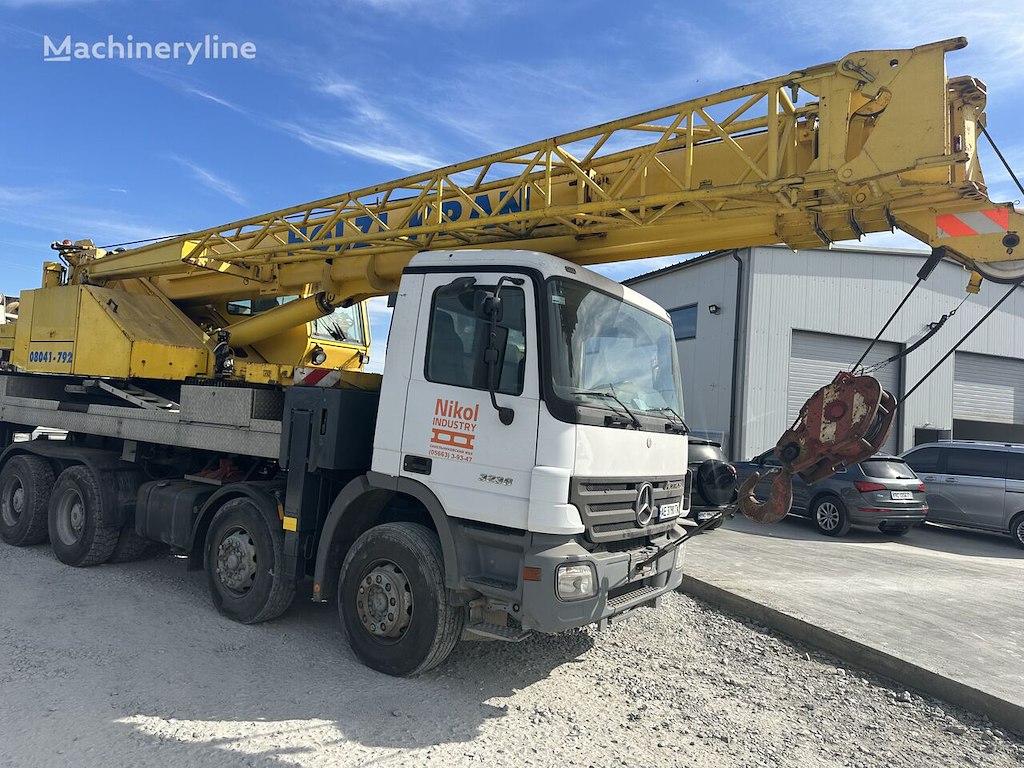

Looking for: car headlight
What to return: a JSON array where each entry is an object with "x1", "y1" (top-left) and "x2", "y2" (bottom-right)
[{"x1": 555, "y1": 563, "x2": 596, "y2": 601}]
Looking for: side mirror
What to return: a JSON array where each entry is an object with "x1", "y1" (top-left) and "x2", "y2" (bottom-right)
[
  {"x1": 480, "y1": 275, "x2": 523, "y2": 426},
  {"x1": 474, "y1": 289, "x2": 503, "y2": 322}
]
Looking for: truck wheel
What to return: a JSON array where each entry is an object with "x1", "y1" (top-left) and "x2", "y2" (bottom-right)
[
  {"x1": 204, "y1": 497, "x2": 295, "y2": 624},
  {"x1": 0, "y1": 455, "x2": 55, "y2": 546},
  {"x1": 48, "y1": 465, "x2": 119, "y2": 567},
  {"x1": 339, "y1": 523, "x2": 463, "y2": 676},
  {"x1": 109, "y1": 526, "x2": 152, "y2": 563}
]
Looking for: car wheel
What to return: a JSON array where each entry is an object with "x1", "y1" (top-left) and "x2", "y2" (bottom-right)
[
  {"x1": 1011, "y1": 514, "x2": 1024, "y2": 550},
  {"x1": 812, "y1": 496, "x2": 850, "y2": 537},
  {"x1": 0, "y1": 455, "x2": 54, "y2": 546},
  {"x1": 338, "y1": 522, "x2": 464, "y2": 677}
]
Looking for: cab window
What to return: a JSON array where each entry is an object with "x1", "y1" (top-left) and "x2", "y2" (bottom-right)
[
  {"x1": 425, "y1": 284, "x2": 526, "y2": 395},
  {"x1": 225, "y1": 296, "x2": 365, "y2": 345}
]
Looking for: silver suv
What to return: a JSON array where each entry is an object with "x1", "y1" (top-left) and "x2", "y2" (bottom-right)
[{"x1": 900, "y1": 441, "x2": 1024, "y2": 549}]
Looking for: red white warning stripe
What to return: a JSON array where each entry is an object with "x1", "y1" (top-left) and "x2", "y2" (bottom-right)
[
  {"x1": 935, "y1": 208, "x2": 1009, "y2": 238},
  {"x1": 294, "y1": 367, "x2": 342, "y2": 387}
]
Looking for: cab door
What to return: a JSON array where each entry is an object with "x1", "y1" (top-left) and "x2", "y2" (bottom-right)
[{"x1": 398, "y1": 271, "x2": 540, "y2": 531}]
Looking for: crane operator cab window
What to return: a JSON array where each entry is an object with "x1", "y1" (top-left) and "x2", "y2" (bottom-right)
[
  {"x1": 425, "y1": 282, "x2": 526, "y2": 395},
  {"x1": 226, "y1": 295, "x2": 366, "y2": 345}
]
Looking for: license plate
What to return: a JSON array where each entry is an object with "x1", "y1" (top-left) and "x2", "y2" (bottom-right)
[
  {"x1": 658, "y1": 502, "x2": 680, "y2": 520},
  {"x1": 696, "y1": 509, "x2": 720, "y2": 521},
  {"x1": 890, "y1": 490, "x2": 913, "y2": 500}
]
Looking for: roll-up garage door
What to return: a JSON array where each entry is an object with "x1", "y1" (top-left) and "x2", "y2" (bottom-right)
[
  {"x1": 788, "y1": 331, "x2": 901, "y2": 454},
  {"x1": 953, "y1": 352, "x2": 1024, "y2": 442}
]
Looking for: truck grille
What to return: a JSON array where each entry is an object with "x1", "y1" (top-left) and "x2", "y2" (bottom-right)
[{"x1": 570, "y1": 473, "x2": 690, "y2": 545}]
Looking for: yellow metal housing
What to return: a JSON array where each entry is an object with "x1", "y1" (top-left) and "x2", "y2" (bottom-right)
[{"x1": 13, "y1": 285, "x2": 209, "y2": 379}]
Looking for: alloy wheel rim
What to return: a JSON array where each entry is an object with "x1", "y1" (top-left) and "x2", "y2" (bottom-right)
[{"x1": 816, "y1": 501, "x2": 840, "y2": 531}]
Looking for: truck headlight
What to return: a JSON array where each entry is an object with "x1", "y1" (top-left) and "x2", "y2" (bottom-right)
[{"x1": 555, "y1": 563, "x2": 596, "y2": 601}]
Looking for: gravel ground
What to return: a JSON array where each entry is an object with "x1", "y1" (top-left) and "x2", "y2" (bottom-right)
[{"x1": 0, "y1": 541, "x2": 1021, "y2": 768}]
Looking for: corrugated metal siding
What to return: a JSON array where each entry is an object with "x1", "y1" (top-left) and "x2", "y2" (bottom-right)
[
  {"x1": 788, "y1": 331, "x2": 900, "y2": 454},
  {"x1": 629, "y1": 245, "x2": 1024, "y2": 460},
  {"x1": 953, "y1": 352, "x2": 1024, "y2": 424}
]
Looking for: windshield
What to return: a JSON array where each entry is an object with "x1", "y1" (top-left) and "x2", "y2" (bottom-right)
[
  {"x1": 545, "y1": 278, "x2": 683, "y2": 428},
  {"x1": 226, "y1": 296, "x2": 366, "y2": 345}
]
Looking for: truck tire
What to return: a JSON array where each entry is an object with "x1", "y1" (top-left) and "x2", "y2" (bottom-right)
[
  {"x1": 0, "y1": 455, "x2": 55, "y2": 546},
  {"x1": 338, "y1": 522, "x2": 464, "y2": 677},
  {"x1": 109, "y1": 526, "x2": 152, "y2": 563},
  {"x1": 48, "y1": 465, "x2": 119, "y2": 567},
  {"x1": 204, "y1": 497, "x2": 295, "y2": 624}
]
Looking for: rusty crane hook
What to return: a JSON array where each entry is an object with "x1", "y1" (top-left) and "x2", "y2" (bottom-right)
[
  {"x1": 737, "y1": 467, "x2": 794, "y2": 524},
  {"x1": 736, "y1": 371, "x2": 897, "y2": 526}
]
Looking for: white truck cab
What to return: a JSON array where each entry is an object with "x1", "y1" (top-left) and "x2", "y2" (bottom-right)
[{"x1": 360, "y1": 250, "x2": 690, "y2": 644}]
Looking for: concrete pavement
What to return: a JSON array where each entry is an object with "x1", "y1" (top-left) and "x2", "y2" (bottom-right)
[{"x1": 680, "y1": 514, "x2": 1024, "y2": 734}]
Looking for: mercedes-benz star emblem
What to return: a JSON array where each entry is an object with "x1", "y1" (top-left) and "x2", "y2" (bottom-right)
[{"x1": 635, "y1": 482, "x2": 654, "y2": 527}]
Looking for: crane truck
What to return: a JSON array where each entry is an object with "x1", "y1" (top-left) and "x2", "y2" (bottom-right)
[{"x1": 1, "y1": 38, "x2": 1022, "y2": 675}]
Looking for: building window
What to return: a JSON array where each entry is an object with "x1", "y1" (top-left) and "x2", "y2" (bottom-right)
[
  {"x1": 425, "y1": 283, "x2": 526, "y2": 395},
  {"x1": 668, "y1": 304, "x2": 697, "y2": 340}
]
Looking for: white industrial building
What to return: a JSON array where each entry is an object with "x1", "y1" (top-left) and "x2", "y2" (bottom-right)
[{"x1": 625, "y1": 246, "x2": 1024, "y2": 460}]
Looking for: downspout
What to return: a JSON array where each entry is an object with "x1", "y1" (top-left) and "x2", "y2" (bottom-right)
[{"x1": 728, "y1": 251, "x2": 745, "y2": 460}]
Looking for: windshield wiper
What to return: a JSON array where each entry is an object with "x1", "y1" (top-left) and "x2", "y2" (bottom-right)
[
  {"x1": 325, "y1": 321, "x2": 348, "y2": 342},
  {"x1": 571, "y1": 390, "x2": 642, "y2": 429},
  {"x1": 647, "y1": 406, "x2": 690, "y2": 435}
]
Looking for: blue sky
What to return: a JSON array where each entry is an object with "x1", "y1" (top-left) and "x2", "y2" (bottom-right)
[{"x1": 1, "y1": 1, "x2": 1022, "y2": 371}]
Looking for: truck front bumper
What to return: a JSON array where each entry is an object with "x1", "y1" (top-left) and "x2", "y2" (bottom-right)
[{"x1": 518, "y1": 529, "x2": 685, "y2": 633}]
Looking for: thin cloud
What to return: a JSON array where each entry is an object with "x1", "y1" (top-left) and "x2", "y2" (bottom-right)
[
  {"x1": 170, "y1": 155, "x2": 247, "y2": 206},
  {"x1": 139, "y1": 68, "x2": 445, "y2": 175},
  {"x1": 315, "y1": 78, "x2": 387, "y2": 124},
  {"x1": 277, "y1": 122, "x2": 442, "y2": 172},
  {"x1": 184, "y1": 87, "x2": 247, "y2": 114},
  {"x1": 343, "y1": 0, "x2": 481, "y2": 23},
  {"x1": 0, "y1": 0, "x2": 104, "y2": 6},
  {"x1": 0, "y1": 185, "x2": 175, "y2": 246}
]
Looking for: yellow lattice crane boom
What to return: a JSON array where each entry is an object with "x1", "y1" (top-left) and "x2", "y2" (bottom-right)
[{"x1": 6, "y1": 37, "x2": 1022, "y2": 385}]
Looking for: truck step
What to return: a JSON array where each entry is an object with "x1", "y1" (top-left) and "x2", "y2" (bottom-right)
[
  {"x1": 465, "y1": 575, "x2": 518, "y2": 593},
  {"x1": 464, "y1": 621, "x2": 532, "y2": 642}
]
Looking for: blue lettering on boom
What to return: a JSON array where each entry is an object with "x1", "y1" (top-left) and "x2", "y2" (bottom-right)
[{"x1": 287, "y1": 188, "x2": 528, "y2": 251}]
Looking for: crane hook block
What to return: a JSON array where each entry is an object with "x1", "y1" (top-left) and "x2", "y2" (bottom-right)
[{"x1": 737, "y1": 372, "x2": 897, "y2": 524}]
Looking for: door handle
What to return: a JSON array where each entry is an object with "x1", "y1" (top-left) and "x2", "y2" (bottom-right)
[{"x1": 944, "y1": 477, "x2": 959, "y2": 484}]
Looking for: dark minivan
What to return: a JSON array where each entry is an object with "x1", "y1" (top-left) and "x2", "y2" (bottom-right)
[{"x1": 734, "y1": 452, "x2": 927, "y2": 537}]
